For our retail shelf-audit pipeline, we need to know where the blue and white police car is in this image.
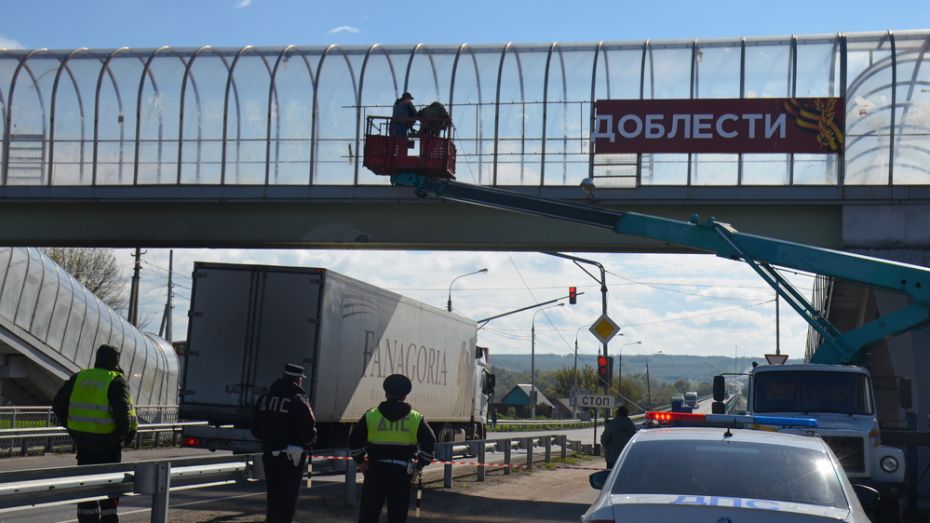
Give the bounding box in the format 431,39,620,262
582,412,875,522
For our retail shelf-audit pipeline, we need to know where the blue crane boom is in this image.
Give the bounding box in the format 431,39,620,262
390,173,930,364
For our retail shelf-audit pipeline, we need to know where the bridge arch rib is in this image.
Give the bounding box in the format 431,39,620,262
0,31,927,189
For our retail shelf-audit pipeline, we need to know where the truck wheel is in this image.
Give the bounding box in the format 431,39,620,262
878,490,901,523
437,424,455,443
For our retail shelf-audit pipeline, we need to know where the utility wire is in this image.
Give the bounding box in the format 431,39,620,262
392,280,781,292
604,269,780,301
506,254,575,353
623,298,775,327
142,260,192,280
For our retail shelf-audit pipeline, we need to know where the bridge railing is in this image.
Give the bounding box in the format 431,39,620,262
0,404,179,429
3,32,930,189
0,417,201,457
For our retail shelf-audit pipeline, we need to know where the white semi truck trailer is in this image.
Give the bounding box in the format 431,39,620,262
179,262,494,451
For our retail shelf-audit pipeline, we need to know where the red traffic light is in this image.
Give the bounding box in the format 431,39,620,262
597,355,608,377
569,286,577,305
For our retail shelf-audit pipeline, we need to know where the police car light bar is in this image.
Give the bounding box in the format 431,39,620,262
645,411,817,428
647,411,705,423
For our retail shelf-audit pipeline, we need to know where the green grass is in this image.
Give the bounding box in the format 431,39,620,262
0,420,53,429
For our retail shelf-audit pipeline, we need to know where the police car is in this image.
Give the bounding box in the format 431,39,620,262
582,412,875,522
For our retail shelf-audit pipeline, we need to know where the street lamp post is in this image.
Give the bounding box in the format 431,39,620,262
447,268,488,312
617,340,642,399
573,325,590,418
646,359,651,407
645,349,662,408
531,303,564,419
573,326,589,397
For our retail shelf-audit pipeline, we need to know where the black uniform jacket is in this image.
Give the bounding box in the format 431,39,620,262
251,378,317,451
347,399,436,469
52,365,135,451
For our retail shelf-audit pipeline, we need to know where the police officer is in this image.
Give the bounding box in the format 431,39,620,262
600,405,637,468
52,344,138,523
251,363,317,523
349,374,436,523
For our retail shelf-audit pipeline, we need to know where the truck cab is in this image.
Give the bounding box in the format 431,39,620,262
716,363,904,520
670,394,692,413
684,391,698,408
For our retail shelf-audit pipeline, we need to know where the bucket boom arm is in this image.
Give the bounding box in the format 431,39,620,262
391,173,930,364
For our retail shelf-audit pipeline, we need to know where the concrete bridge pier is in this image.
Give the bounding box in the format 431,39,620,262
840,204,930,502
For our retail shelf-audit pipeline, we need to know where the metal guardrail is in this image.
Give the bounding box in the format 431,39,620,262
0,422,206,440
493,419,588,425
432,435,570,490
724,394,741,413
0,434,579,520
492,410,656,427
0,452,257,523
0,421,207,457
0,405,179,428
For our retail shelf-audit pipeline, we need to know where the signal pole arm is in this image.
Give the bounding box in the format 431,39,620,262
476,293,582,328
542,252,611,413
390,173,930,364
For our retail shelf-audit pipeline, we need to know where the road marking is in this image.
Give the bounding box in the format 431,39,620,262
54,490,263,523
52,480,343,523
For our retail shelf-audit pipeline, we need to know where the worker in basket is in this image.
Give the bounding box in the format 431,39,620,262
416,102,451,137
390,92,418,137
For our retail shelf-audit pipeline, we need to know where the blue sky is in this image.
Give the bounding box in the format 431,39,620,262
2,0,929,50
3,2,926,361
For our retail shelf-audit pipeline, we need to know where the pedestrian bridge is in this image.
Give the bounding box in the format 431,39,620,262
2,28,930,502
0,30,928,251
0,247,179,405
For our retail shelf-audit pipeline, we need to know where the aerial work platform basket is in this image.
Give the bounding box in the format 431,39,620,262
363,116,456,179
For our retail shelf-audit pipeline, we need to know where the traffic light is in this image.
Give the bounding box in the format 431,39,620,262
597,355,609,382
569,286,577,305
608,356,614,387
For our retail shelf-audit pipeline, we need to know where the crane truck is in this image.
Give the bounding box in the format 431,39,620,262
713,363,907,520
362,122,930,520
179,262,494,453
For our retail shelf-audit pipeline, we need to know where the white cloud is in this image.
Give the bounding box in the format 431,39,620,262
235,0,252,8
0,35,24,49
329,25,360,34
126,249,813,362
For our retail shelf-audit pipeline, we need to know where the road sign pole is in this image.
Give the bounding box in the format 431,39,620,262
600,265,609,424
593,407,598,455
544,252,612,422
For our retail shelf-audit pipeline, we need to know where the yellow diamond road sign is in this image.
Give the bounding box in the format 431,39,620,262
589,314,621,344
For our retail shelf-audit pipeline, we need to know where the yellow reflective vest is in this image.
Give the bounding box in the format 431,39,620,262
365,407,423,445
67,368,138,434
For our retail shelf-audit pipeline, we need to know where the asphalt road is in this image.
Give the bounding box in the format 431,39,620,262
115,461,600,523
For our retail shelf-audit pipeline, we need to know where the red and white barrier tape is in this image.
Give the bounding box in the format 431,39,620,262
309,454,605,472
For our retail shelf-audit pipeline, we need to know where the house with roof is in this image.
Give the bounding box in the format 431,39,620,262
496,383,554,418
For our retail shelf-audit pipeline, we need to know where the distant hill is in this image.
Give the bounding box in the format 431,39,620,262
489,353,798,384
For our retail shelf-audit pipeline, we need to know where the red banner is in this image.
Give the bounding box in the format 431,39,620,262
593,98,844,154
